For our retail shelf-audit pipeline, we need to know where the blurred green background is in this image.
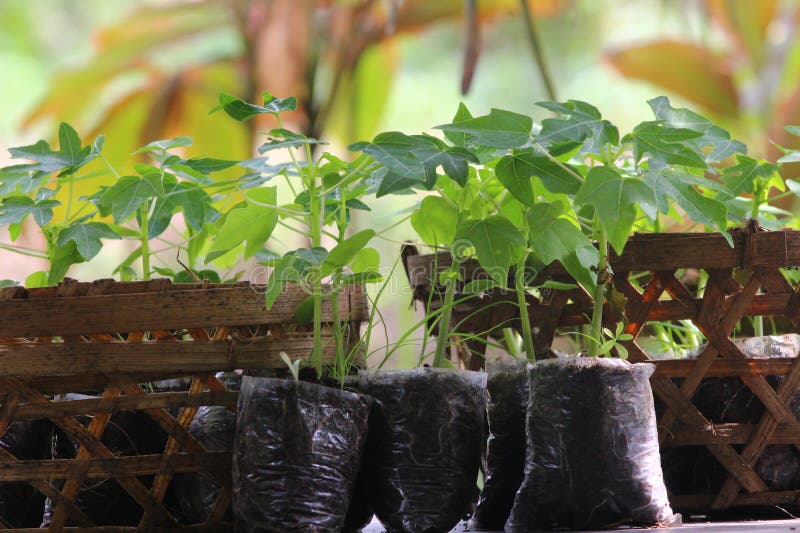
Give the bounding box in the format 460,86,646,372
2,0,799,365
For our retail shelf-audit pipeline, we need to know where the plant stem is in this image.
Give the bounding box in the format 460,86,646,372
503,328,520,358
433,259,461,367
589,222,609,357
751,184,764,337
519,0,557,101
64,173,75,224
515,260,536,361
305,143,324,376
140,202,151,281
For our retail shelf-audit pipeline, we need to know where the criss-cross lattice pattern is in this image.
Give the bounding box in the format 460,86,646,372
405,228,800,510
0,279,366,531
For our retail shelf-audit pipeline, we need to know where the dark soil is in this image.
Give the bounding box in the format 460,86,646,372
507,358,674,531
357,368,486,533
233,377,371,533
471,359,529,530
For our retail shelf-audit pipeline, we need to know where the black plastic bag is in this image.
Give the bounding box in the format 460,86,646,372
41,395,168,527
170,405,236,523
507,357,674,531
357,368,486,533
171,372,240,524
472,359,529,530
233,376,371,532
0,419,52,528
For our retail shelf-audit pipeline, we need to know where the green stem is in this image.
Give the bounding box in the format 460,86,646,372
589,222,609,357
63,173,75,224
330,285,344,380
305,143,324,376
502,328,520,358
433,259,461,367
515,260,536,361
140,202,151,281
751,184,765,337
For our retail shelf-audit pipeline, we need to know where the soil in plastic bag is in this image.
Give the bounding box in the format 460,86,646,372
170,373,240,524
233,376,371,533
338,376,375,533
357,368,487,533
41,395,168,527
660,335,800,515
0,419,52,528
506,357,674,531
471,359,529,530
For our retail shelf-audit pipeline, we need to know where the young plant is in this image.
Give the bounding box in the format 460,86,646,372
0,124,237,285
214,92,381,382
351,104,531,366
357,96,749,360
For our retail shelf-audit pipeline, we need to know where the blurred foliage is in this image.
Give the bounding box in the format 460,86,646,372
19,0,571,164
606,0,800,166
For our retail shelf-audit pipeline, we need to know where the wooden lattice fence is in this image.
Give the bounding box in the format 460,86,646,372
0,279,366,531
405,226,800,511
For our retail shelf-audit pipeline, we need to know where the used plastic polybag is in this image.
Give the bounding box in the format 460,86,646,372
170,372,240,523
472,359,529,530
506,357,674,531
233,376,371,532
357,368,486,533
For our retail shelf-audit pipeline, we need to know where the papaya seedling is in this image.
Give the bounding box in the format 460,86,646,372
215,92,382,381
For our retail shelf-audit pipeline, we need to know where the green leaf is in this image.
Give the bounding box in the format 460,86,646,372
410,196,458,247
723,154,782,195
644,168,730,238
536,100,619,156
264,252,306,309
258,129,327,153
575,166,652,254
648,96,746,162
8,123,102,176
294,295,315,326
174,269,221,283
96,173,163,222
48,240,84,285
214,92,297,121
322,230,376,274
496,152,582,205
454,216,526,285
0,196,60,227
25,271,48,288
436,108,532,148
443,102,473,147
133,136,193,154
630,121,707,169
179,157,238,175
0,171,41,196
148,181,214,238
57,222,121,261
356,132,427,181
527,201,598,292
0,280,18,288
207,186,278,261
349,247,380,274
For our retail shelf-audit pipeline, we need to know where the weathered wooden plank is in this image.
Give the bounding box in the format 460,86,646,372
651,358,797,378
11,391,239,420
670,490,800,509
0,337,333,377
0,284,367,338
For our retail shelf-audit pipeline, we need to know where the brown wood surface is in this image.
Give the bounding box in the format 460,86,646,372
0,282,367,338
0,337,332,377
